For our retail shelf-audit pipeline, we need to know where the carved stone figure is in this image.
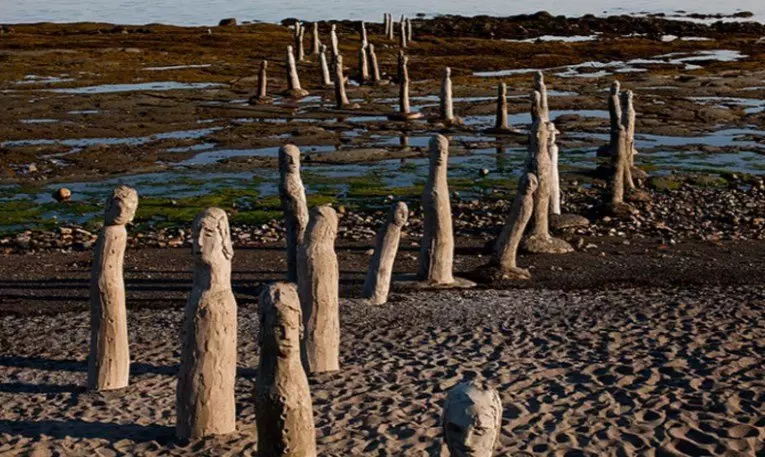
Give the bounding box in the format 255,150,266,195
605,125,639,217
368,43,385,85
333,54,358,109
358,44,369,84
363,202,408,304
387,14,394,40
249,60,272,105
406,17,413,43
493,173,538,280
534,71,550,121
484,82,520,135
360,21,368,48
387,52,422,121
297,205,340,374
88,185,138,392
279,145,309,282
384,13,391,37
294,22,305,62
439,67,463,126
521,119,574,254
399,16,407,48
319,44,333,88
442,382,503,457
283,45,309,98
549,125,561,215
255,282,317,457
311,22,320,55
330,24,339,60
176,208,237,440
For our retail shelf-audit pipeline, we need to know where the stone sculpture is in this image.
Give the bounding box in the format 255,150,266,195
605,125,639,216
297,205,340,374
360,21,368,48
319,44,333,88
439,67,463,126
406,17,413,43
358,45,369,84
283,45,309,98
387,14,394,40
534,71,550,121
384,13,391,37
521,119,574,254
418,135,475,288
484,82,519,135
549,125,561,215
330,24,339,60
399,17,407,48
311,22,320,55
368,43,385,85
249,60,272,105
387,52,422,121
334,54,358,109
442,382,503,457
279,145,309,282
493,173,538,280
363,202,408,305
87,185,138,392
176,208,237,440
255,282,317,457
294,22,305,62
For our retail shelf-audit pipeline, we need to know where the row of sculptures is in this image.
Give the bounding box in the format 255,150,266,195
84,16,646,455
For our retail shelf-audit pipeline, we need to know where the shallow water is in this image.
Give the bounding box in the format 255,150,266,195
2,0,763,24
47,82,224,94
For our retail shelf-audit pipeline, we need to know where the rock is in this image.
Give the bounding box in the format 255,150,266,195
53,188,72,203
218,18,237,26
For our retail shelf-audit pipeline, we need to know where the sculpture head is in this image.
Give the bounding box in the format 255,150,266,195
306,205,338,243
261,59,268,71
389,201,409,227
610,80,621,95
104,185,138,226
530,90,542,120
429,134,449,168
534,70,544,89
369,43,375,54
546,121,559,142
444,67,451,79
279,144,302,175
259,282,303,358
286,45,294,61
520,173,539,196
620,89,634,107
320,43,327,54
191,207,233,267
498,82,506,97
443,382,503,457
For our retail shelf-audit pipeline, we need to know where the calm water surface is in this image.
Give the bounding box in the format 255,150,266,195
1,0,764,25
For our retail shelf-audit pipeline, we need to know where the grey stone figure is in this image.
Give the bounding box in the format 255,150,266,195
606,125,638,217
297,205,340,374
534,71,550,121
387,52,422,121
255,282,317,457
493,173,538,280
620,89,638,168
283,45,309,98
484,82,520,135
358,44,369,84
249,60,272,105
521,118,574,254
360,21,368,48
330,24,339,60
279,145,309,282
368,43,385,85
176,208,237,440
417,135,475,288
334,54,358,109
363,202,409,305
438,67,463,126
442,382,503,457
294,22,305,62
311,22,320,55
387,14,395,40
319,44,333,88
384,13,391,37
406,17,413,43
88,185,138,392
399,16,407,48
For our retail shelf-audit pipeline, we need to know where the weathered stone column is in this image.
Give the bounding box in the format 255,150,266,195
549,126,561,215
334,54,358,109
363,202,408,305
176,207,237,440
399,17,407,48
249,60,272,105
384,13,390,37
319,44,333,88
311,22,320,55
279,145,309,282
88,185,138,392
493,173,538,280
358,44,369,84
416,136,475,288
360,21,368,48
388,52,421,120
620,89,637,168
283,45,309,98
255,282,317,457
611,125,627,207
294,22,305,62
521,119,574,254
534,71,550,121
406,18,413,43
387,14,394,40
609,80,622,133
442,382,503,457
439,67,462,125
368,43,383,85
297,205,340,374
330,24,339,60
484,82,519,135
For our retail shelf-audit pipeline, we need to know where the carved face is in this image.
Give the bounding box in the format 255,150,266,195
390,201,409,227
192,207,233,266
443,382,502,457
104,185,138,226
520,173,539,196
429,135,449,168
279,145,301,174
260,284,303,358
610,80,621,95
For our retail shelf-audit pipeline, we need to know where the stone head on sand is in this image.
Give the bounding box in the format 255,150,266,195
192,207,234,267
104,185,138,226
259,282,303,360
443,382,502,457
